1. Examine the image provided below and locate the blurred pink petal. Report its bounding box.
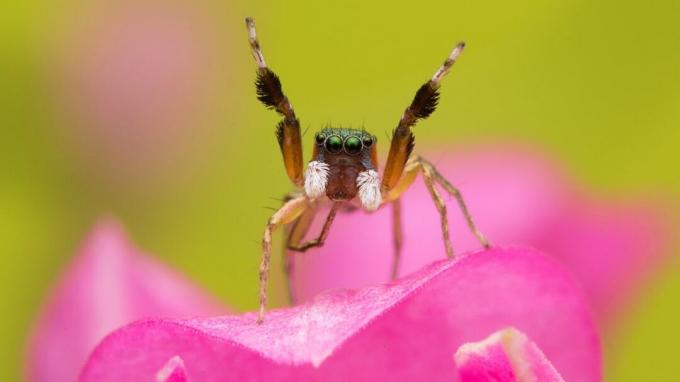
[27,219,226,382]
[53,2,224,186]
[81,247,601,381]
[292,143,669,320]
[454,327,564,382]
[537,197,669,319]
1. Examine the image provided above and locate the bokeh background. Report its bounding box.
[2,0,679,380]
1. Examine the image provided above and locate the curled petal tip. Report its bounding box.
[156,356,189,382]
[455,327,565,382]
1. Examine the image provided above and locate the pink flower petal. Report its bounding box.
[454,327,564,382]
[291,144,668,321]
[81,247,601,381]
[26,219,225,382]
[537,197,670,318]
[156,356,190,382]
[53,2,223,186]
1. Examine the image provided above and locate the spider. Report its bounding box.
[245,17,490,323]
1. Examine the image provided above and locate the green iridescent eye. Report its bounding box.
[315,133,326,144]
[362,136,374,147]
[325,135,343,153]
[344,136,362,154]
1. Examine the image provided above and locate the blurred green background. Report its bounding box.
[2,0,678,380]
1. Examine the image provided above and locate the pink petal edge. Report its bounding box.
[26,219,225,382]
[454,327,564,382]
[81,246,601,382]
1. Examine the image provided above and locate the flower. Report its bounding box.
[80,246,601,381]
[454,327,565,382]
[26,220,225,382]
[289,143,669,321]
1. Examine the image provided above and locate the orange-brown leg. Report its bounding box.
[246,17,304,186]
[381,42,466,194]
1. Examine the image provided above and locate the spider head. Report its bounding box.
[304,127,382,210]
[314,128,376,160]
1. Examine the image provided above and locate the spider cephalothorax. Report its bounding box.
[305,128,380,209]
[245,17,491,323]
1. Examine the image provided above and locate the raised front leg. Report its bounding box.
[381,42,466,194]
[379,42,477,271]
[246,17,304,186]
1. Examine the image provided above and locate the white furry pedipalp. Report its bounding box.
[357,169,382,211]
[304,160,330,198]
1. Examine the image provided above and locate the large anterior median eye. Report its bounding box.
[344,136,362,154]
[325,135,343,153]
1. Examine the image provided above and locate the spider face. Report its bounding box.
[314,128,375,156]
[306,128,380,207]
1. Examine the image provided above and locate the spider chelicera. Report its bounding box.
[245,17,491,323]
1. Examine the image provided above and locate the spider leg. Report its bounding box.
[287,203,340,252]
[421,162,455,257]
[259,196,309,324]
[390,198,403,279]
[383,155,490,259]
[419,157,491,249]
[245,17,304,186]
[283,202,319,305]
[381,42,465,194]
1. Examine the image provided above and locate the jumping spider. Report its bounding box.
[245,17,490,323]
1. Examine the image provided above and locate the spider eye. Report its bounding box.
[344,136,362,154]
[315,133,326,145]
[325,135,343,153]
[362,136,374,147]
